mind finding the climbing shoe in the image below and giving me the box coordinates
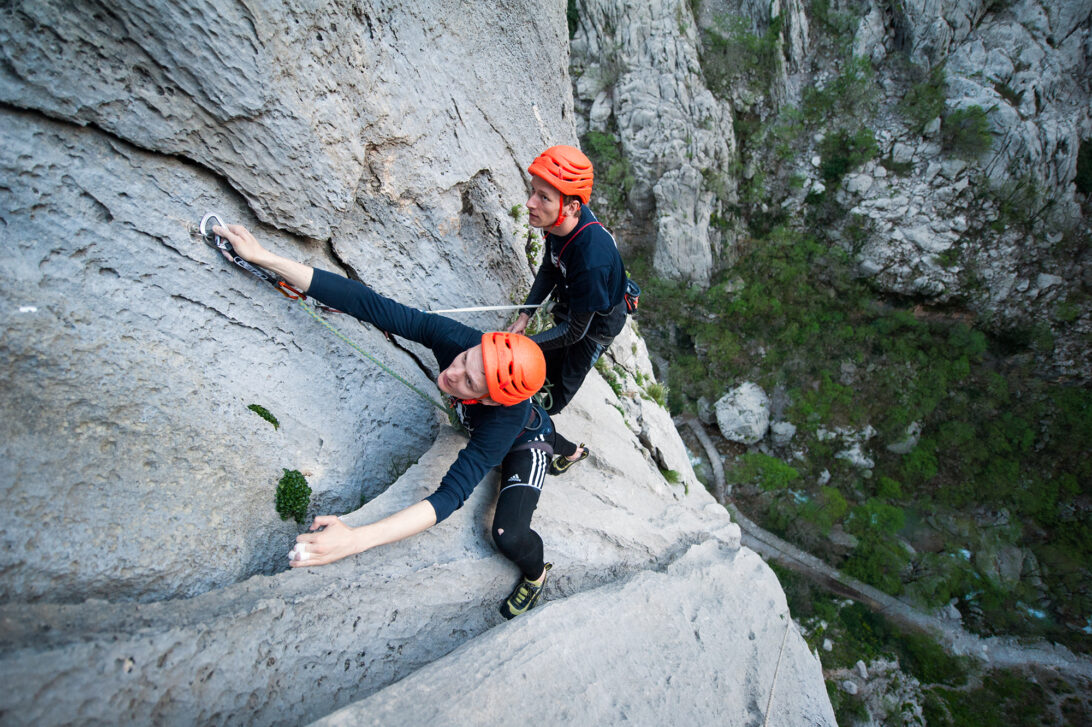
[548,445,589,476]
[499,563,552,620]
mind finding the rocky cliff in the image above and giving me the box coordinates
[0,1,835,725]
[571,0,1089,380]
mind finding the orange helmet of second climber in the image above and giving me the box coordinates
[527,145,594,204]
[480,332,546,406]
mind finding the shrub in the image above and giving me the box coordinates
[818,127,879,185]
[843,535,908,594]
[902,442,938,485]
[594,357,623,397]
[801,486,849,533]
[699,14,783,98]
[582,130,634,213]
[643,381,668,407]
[942,106,993,159]
[275,469,311,524]
[566,0,579,38]
[734,452,801,491]
[802,57,877,124]
[845,498,905,537]
[1076,139,1092,195]
[900,64,947,132]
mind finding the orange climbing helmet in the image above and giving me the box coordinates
[528,145,594,204]
[480,332,546,406]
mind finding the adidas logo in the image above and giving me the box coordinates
[507,474,521,483]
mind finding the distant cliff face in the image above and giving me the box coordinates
[572,0,1090,379]
[0,2,835,726]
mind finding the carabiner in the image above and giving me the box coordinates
[199,213,229,251]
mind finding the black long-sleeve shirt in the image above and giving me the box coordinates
[524,205,627,350]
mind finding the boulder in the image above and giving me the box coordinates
[715,383,771,445]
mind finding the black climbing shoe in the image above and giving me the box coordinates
[548,445,589,476]
[500,563,552,620]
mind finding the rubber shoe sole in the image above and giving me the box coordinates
[500,563,552,620]
[547,446,588,476]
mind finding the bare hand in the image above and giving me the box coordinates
[288,515,361,567]
[213,224,267,265]
[507,312,530,335]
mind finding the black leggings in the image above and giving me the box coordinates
[491,431,579,578]
[541,337,608,415]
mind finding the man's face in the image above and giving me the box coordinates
[526,176,563,229]
[437,344,496,404]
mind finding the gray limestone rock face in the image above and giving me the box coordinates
[0,0,574,604]
[0,109,441,603]
[0,392,756,727]
[312,543,836,727]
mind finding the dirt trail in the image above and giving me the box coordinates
[682,416,1092,681]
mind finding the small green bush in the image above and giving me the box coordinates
[843,535,908,595]
[930,668,1051,727]
[800,486,849,534]
[734,452,801,491]
[818,127,879,185]
[942,106,993,159]
[582,130,634,214]
[594,357,624,397]
[1076,139,1092,195]
[275,469,311,524]
[802,57,877,124]
[699,14,783,99]
[900,64,947,133]
[643,381,668,407]
[566,0,579,38]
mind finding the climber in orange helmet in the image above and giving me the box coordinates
[509,145,631,426]
[214,224,585,619]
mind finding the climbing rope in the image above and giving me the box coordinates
[200,213,457,427]
[763,613,792,727]
[294,296,453,417]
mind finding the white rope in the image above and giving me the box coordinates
[764,614,792,727]
[426,303,543,314]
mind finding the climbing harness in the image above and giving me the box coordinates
[199,213,456,426]
[551,219,640,315]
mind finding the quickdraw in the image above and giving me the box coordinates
[200,213,338,313]
[200,213,458,427]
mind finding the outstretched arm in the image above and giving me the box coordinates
[214,224,314,293]
[289,500,438,567]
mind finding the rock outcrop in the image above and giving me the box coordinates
[0,2,834,724]
[789,0,1091,379]
[571,0,739,284]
